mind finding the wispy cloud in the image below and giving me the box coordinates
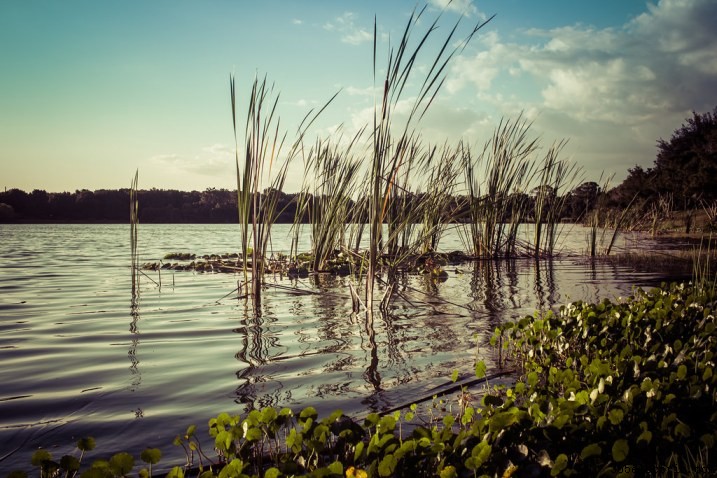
[291,18,303,25]
[428,0,484,19]
[449,0,717,122]
[324,12,373,45]
[150,144,234,178]
[440,0,717,178]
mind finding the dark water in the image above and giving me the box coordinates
[0,223,688,472]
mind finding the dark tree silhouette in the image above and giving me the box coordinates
[654,107,717,204]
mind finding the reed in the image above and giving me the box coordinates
[702,199,717,227]
[364,7,492,309]
[649,193,674,236]
[531,140,580,257]
[130,170,140,299]
[692,234,716,294]
[603,192,639,255]
[299,128,364,271]
[584,175,612,257]
[460,115,538,258]
[418,142,462,254]
[230,74,337,303]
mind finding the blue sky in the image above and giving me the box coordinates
[1,0,716,193]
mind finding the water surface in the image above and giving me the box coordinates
[0,223,688,471]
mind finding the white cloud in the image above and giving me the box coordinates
[344,85,381,97]
[324,12,373,45]
[452,0,717,120]
[428,0,483,19]
[442,0,717,179]
[150,144,234,178]
[291,19,303,25]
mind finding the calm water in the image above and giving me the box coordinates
[0,223,687,471]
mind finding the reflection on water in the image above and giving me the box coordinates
[0,223,692,472]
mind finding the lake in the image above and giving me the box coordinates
[0,223,691,472]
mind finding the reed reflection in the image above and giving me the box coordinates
[128,265,141,391]
[361,308,388,411]
[233,301,284,410]
[533,259,558,309]
[469,260,520,325]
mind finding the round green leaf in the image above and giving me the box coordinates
[140,447,162,465]
[77,437,96,452]
[166,466,185,478]
[580,443,602,460]
[551,453,568,476]
[440,465,457,478]
[31,449,52,466]
[109,452,134,475]
[612,439,629,462]
[608,408,624,425]
[475,361,487,379]
[265,467,282,478]
[60,455,81,472]
[637,430,653,444]
[378,454,397,477]
[328,461,343,475]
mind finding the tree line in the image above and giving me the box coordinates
[0,183,604,224]
[2,107,714,224]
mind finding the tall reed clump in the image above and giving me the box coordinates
[364,7,493,309]
[418,142,462,255]
[130,170,140,301]
[295,128,364,272]
[460,115,538,258]
[230,75,336,304]
[531,140,580,258]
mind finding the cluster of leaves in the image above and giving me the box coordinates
[8,438,162,478]
[488,281,717,476]
[10,282,716,477]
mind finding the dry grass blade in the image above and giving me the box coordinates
[130,170,140,300]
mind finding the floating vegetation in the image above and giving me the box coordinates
[163,252,197,260]
[142,250,477,279]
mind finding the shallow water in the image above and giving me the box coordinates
[0,223,689,471]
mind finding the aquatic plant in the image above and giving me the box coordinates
[364,6,492,309]
[491,281,717,476]
[460,115,538,258]
[230,74,337,304]
[531,139,580,258]
[417,142,462,255]
[130,170,140,301]
[297,128,364,272]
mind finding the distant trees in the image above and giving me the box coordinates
[654,107,717,203]
[562,181,600,221]
[3,109,715,224]
[610,107,717,208]
[0,188,300,223]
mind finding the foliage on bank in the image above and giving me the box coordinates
[9,282,716,478]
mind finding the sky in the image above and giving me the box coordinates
[1,0,716,193]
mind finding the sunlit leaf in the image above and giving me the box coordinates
[611,439,629,462]
[580,443,602,460]
[475,361,486,379]
[551,453,568,476]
